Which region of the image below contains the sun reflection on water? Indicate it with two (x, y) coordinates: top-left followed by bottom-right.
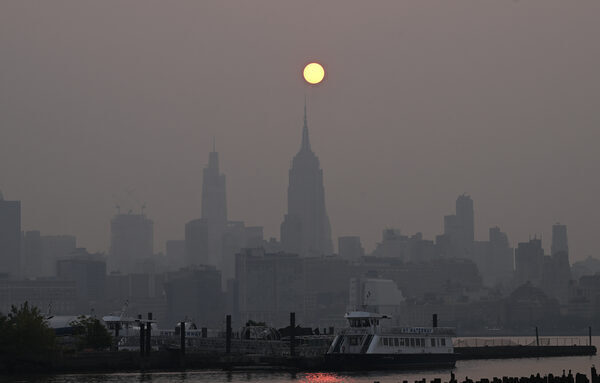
(299, 372), (353, 383)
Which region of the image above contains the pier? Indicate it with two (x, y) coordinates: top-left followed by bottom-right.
(372, 367), (600, 383)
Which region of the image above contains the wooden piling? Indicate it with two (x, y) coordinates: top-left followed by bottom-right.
(139, 322), (145, 357)
(145, 312), (152, 356)
(290, 312), (296, 357)
(180, 321), (186, 355)
(226, 315), (232, 354)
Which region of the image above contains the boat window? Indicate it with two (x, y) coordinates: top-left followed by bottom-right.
(441, 338), (446, 346)
(383, 338), (389, 346)
(405, 338), (409, 346)
(410, 338), (415, 347)
(350, 336), (359, 346)
(431, 338), (436, 347)
(416, 338), (420, 347)
(394, 338), (399, 347)
(421, 338), (425, 346)
(399, 338), (404, 346)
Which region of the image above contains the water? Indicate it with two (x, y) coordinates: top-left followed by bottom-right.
(6, 338), (598, 383)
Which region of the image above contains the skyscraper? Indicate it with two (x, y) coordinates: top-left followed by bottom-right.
(201, 146), (227, 225)
(109, 212), (154, 273)
(281, 102), (333, 256)
(0, 194), (21, 277)
(456, 194), (474, 244)
(200, 146), (227, 267)
(551, 223), (569, 256)
(184, 218), (208, 266)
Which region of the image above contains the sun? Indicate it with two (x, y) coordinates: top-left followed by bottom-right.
(303, 62), (325, 85)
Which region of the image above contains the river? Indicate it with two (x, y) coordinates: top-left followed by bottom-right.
(6, 337), (598, 383)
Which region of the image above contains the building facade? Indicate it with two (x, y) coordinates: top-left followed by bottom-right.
(281, 104), (333, 257)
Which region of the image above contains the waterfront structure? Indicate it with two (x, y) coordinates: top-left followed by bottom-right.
(281, 103), (333, 257)
(0, 195), (21, 278)
(109, 212), (154, 274)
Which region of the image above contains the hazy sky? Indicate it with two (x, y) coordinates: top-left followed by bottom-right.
(1, 1), (599, 261)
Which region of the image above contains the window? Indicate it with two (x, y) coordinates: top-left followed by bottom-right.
(441, 338), (446, 346)
(405, 338), (409, 346)
(350, 337), (359, 346)
(421, 338), (425, 347)
(394, 338), (399, 347)
(400, 338), (404, 346)
(410, 338), (415, 347)
(431, 338), (436, 347)
(383, 338), (389, 346)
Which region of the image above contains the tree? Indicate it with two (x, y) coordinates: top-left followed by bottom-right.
(69, 316), (112, 351)
(0, 302), (56, 372)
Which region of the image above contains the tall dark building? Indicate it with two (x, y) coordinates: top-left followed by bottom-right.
(456, 194), (474, 244)
(184, 218), (208, 266)
(439, 194), (474, 259)
(515, 238), (544, 286)
(0, 194), (21, 278)
(551, 223), (569, 256)
(281, 103), (333, 256)
(201, 147), (227, 225)
(109, 212), (154, 273)
(200, 147), (227, 267)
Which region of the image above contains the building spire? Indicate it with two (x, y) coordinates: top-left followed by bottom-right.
(301, 96), (311, 152)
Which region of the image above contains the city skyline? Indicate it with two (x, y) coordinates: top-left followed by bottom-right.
(1, 1), (599, 260)
(0, 118), (586, 260)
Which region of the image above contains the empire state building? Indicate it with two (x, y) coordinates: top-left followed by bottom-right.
(280, 104), (333, 256)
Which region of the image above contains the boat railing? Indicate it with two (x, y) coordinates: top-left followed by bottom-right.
(387, 327), (456, 336)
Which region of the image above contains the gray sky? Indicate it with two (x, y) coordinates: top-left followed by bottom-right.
(1, 1), (599, 260)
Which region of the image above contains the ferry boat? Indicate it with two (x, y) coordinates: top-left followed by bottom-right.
(325, 311), (456, 370)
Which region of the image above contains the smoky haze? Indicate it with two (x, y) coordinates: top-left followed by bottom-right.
(1, 1), (599, 260)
